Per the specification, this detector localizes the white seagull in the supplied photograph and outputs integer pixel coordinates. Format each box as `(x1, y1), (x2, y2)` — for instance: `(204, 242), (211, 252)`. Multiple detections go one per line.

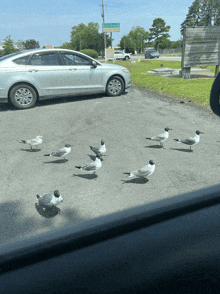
(75, 154), (102, 174)
(36, 190), (63, 211)
(90, 139), (106, 157)
(173, 130), (204, 150)
(20, 136), (43, 150)
(44, 144), (72, 161)
(149, 128), (172, 147)
(125, 160), (155, 181)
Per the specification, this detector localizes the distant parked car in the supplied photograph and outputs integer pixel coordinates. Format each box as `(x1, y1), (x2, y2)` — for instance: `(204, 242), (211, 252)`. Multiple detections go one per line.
(145, 50), (159, 59)
(0, 49), (131, 109)
(114, 51), (131, 60)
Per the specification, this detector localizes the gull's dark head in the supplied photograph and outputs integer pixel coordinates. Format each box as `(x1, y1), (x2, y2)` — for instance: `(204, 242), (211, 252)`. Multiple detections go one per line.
(165, 128), (172, 132)
(96, 154), (101, 159)
(54, 190), (60, 198)
(196, 130), (204, 135)
(149, 160), (155, 165)
(65, 144), (73, 147)
(101, 140), (105, 145)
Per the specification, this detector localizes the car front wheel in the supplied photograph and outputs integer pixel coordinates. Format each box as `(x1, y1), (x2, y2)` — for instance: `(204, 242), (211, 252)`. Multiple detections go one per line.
(106, 76), (124, 96)
(125, 56), (129, 60)
(9, 84), (37, 109)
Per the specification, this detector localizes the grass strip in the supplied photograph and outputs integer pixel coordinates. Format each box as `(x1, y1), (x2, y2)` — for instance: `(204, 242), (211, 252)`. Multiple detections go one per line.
(114, 60), (215, 107)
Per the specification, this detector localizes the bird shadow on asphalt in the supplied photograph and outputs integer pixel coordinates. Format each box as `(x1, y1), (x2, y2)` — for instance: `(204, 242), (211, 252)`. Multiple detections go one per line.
(20, 148), (41, 152)
(170, 148), (193, 153)
(72, 173), (98, 180)
(121, 177), (149, 184)
(87, 154), (104, 161)
(35, 203), (60, 218)
(0, 200), (88, 244)
(43, 159), (68, 164)
(145, 145), (163, 149)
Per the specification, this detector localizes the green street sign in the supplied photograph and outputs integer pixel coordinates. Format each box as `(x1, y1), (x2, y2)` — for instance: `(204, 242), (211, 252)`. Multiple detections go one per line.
(102, 23), (120, 32)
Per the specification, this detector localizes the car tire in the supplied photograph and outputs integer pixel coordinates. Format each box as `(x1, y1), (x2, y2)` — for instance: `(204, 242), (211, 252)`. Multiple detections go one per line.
(125, 56), (129, 60)
(9, 84), (37, 109)
(210, 72), (220, 116)
(106, 76), (124, 96)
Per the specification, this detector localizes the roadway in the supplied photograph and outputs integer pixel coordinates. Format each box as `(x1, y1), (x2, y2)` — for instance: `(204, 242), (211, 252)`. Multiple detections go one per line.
(0, 86), (219, 245)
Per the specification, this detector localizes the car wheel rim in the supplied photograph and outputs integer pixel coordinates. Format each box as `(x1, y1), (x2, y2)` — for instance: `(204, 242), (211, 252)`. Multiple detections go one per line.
(108, 79), (122, 95)
(14, 88), (33, 105)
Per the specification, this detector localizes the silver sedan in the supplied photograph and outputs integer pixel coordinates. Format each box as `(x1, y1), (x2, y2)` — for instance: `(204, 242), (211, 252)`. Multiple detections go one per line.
(0, 49), (131, 109)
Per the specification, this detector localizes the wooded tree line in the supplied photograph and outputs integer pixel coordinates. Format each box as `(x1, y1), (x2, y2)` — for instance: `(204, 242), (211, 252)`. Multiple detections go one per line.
(1, 0), (220, 55)
(181, 0), (220, 33)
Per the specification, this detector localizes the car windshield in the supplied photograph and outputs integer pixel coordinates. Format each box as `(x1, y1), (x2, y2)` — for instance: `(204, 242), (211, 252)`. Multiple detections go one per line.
(0, 1), (218, 263)
(0, 50), (34, 61)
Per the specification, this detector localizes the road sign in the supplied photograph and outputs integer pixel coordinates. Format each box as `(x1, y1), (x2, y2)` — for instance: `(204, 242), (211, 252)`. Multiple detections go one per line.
(102, 23), (120, 32)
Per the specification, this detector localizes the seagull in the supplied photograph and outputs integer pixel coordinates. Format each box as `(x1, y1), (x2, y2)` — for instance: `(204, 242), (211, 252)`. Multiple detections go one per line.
(90, 140), (106, 157)
(75, 154), (102, 174)
(44, 144), (72, 161)
(36, 190), (63, 211)
(149, 128), (172, 147)
(20, 136), (43, 150)
(173, 130), (204, 150)
(124, 160), (155, 181)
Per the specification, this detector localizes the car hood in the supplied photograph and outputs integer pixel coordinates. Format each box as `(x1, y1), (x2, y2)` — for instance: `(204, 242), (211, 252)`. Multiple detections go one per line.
(100, 63), (127, 70)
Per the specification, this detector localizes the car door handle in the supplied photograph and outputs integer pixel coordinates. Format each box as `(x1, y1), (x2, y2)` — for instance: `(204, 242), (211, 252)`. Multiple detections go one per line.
(69, 69), (77, 71)
(28, 70), (38, 72)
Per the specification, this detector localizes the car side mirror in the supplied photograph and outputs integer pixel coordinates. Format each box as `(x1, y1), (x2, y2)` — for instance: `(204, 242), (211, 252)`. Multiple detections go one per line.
(91, 60), (97, 68)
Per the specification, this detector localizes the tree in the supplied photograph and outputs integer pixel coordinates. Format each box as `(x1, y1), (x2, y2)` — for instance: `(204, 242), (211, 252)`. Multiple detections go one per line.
(119, 36), (135, 53)
(149, 18), (171, 49)
(70, 22), (111, 53)
(119, 26), (150, 53)
(23, 39), (40, 50)
(181, 0), (220, 34)
(2, 35), (18, 55)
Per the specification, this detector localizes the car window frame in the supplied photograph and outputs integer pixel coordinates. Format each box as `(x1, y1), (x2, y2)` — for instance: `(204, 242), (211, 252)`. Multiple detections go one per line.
(58, 51), (93, 66)
(26, 51), (63, 66)
(1, 184), (220, 293)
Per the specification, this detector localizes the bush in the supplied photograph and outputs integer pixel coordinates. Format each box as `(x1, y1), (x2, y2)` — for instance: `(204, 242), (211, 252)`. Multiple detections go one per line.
(80, 49), (98, 59)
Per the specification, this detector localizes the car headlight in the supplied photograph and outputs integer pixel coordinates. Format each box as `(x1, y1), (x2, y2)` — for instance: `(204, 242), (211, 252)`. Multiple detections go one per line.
(122, 69), (129, 73)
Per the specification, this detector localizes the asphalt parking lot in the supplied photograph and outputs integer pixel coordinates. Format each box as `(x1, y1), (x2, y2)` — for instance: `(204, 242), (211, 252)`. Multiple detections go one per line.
(1, 87), (220, 245)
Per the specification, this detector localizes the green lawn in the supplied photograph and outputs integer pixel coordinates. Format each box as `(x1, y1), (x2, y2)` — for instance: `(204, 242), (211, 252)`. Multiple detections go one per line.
(114, 60), (215, 107)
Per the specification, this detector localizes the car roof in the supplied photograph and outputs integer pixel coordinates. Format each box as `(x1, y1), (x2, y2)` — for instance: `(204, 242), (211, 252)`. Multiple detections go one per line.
(0, 48), (101, 65)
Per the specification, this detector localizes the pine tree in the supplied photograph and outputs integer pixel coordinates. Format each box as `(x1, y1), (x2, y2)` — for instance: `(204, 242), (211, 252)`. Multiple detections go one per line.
(181, 0), (220, 34)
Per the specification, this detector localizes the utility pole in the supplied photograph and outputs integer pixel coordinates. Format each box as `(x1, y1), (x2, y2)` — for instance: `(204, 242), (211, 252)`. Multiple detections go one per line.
(99, 0), (107, 51)
(210, 0), (214, 25)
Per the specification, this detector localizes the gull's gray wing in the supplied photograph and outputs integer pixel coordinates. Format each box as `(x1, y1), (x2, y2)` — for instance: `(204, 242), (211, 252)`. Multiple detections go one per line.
(82, 162), (97, 171)
(182, 137), (196, 145)
(38, 193), (53, 207)
(90, 146), (99, 154)
(52, 147), (66, 157)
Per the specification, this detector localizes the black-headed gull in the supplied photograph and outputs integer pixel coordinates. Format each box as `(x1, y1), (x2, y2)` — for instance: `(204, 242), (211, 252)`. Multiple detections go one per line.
(90, 140), (106, 156)
(125, 160), (155, 181)
(20, 136), (43, 149)
(36, 190), (63, 211)
(150, 127), (172, 147)
(75, 154), (102, 174)
(44, 144), (72, 161)
(173, 130), (204, 150)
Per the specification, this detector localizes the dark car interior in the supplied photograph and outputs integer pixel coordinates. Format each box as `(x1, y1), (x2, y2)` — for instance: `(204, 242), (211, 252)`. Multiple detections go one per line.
(1, 184), (220, 294)
(210, 71), (220, 117)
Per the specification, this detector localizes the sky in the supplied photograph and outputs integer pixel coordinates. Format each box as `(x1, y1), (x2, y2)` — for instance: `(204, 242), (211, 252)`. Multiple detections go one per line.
(1, 0), (193, 48)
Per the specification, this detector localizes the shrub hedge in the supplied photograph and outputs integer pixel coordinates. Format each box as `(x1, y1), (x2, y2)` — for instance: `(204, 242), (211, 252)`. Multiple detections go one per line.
(80, 49), (98, 59)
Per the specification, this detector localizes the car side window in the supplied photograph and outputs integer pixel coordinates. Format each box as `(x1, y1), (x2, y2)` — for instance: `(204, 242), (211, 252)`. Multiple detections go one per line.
(30, 53), (60, 66)
(60, 53), (91, 66)
(13, 55), (30, 65)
